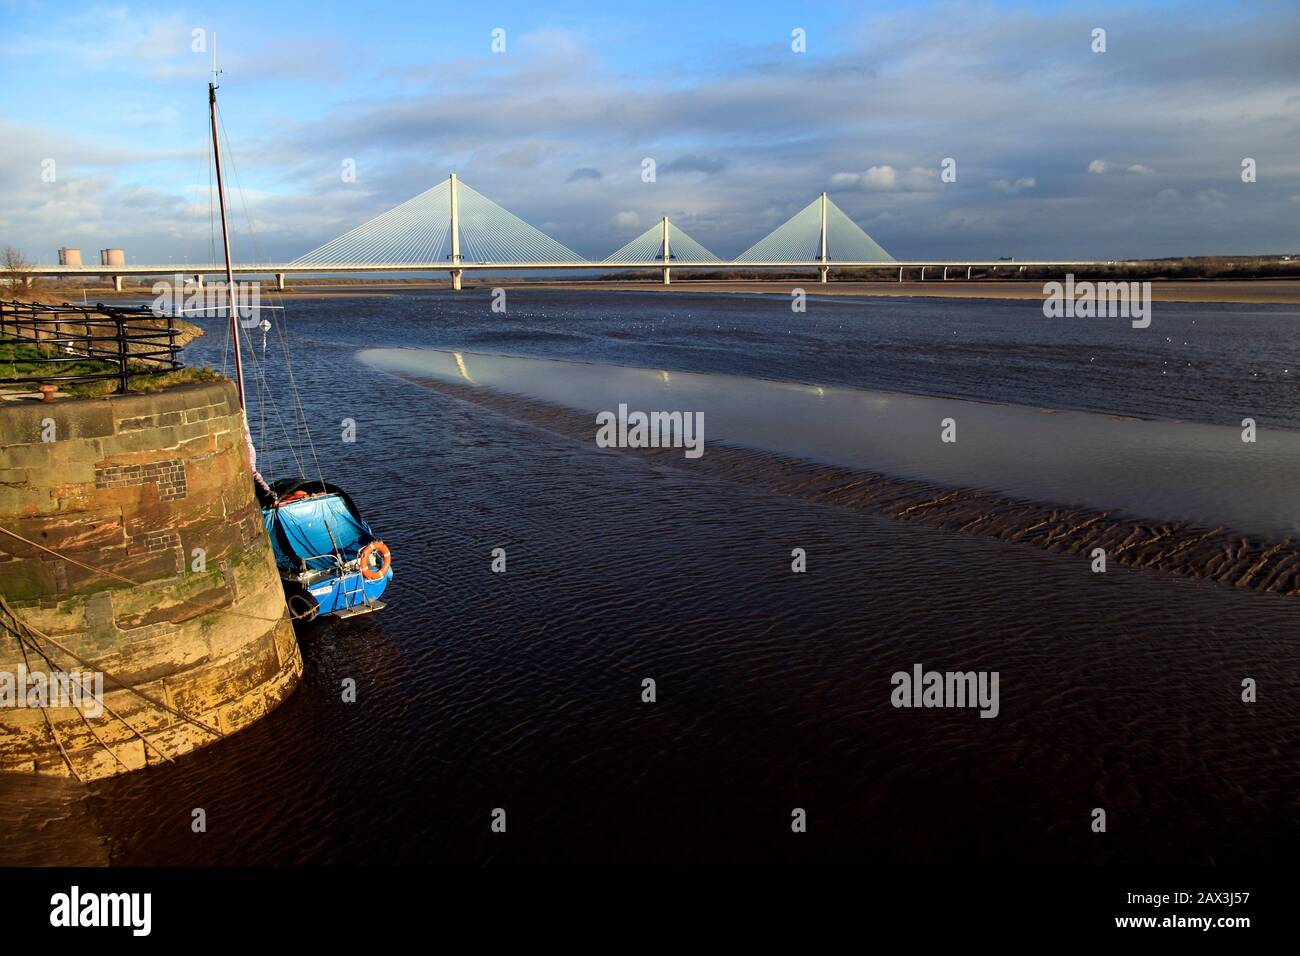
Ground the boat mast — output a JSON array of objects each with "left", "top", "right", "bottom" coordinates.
[{"left": 208, "top": 81, "right": 245, "bottom": 409}]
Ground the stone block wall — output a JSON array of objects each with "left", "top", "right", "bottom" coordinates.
[{"left": 0, "top": 380, "right": 302, "bottom": 780}]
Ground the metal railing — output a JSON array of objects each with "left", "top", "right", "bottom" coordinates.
[{"left": 0, "top": 300, "right": 183, "bottom": 394}]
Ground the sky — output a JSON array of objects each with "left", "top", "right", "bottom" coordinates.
[{"left": 1, "top": 0, "right": 1297, "bottom": 266}]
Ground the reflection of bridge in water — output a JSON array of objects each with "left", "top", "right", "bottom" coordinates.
[{"left": 27, "top": 174, "right": 1111, "bottom": 291}]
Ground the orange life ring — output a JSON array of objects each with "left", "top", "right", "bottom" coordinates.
[{"left": 358, "top": 541, "right": 391, "bottom": 580}]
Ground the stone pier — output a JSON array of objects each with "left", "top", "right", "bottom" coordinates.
[{"left": 0, "top": 380, "right": 302, "bottom": 780}]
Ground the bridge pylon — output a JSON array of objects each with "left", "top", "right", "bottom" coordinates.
[
  {"left": 291, "top": 173, "right": 584, "bottom": 289},
  {"left": 818, "top": 191, "right": 829, "bottom": 283},
  {"left": 603, "top": 218, "right": 720, "bottom": 282},
  {"left": 662, "top": 217, "right": 670, "bottom": 286},
  {"left": 449, "top": 172, "right": 463, "bottom": 290},
  {"left": 736, "top": 192, "right": 894, "bottom": 273}
]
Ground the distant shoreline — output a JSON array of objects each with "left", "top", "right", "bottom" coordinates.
[
  {"left": 36, "top": 277, "right": 1300, "bottom": 306},
  {"left": 465, "top": 278, "right": 1300, "bottom": 305}
]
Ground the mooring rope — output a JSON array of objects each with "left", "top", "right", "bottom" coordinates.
[
  {"left": 3, "top": 611, "right": 132, "bottom": 774},
  {"left": 1, "top": 605, "right": 179, "bottom": 769},
  {"left": 0, "top": 525, "right": 298, "bottom": 624},
  {"left": 4, "top": 604, "right": 82, "bottom": 781},
  {"left": 0, "top": 595, "right": 225, "bottom": 742}
]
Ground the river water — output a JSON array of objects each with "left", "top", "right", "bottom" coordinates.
[{"left": 3, "top": 288, "right": 1297, "bottom": 865}]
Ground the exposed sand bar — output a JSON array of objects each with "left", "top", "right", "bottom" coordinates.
[
  {"left": 363, "top": 347, "right": 1300, "bottom": 594},
  {"left": 363, "top": 347, "right": 1299, "bottom": 537}
]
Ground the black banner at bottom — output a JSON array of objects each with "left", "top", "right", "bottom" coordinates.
[{"left": 0, "top": 865, "right": 1280, "bottom": 941}]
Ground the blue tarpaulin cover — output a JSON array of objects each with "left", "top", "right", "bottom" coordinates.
[{"left": 263, "top": 493, "right": 375, "bottom": 572}]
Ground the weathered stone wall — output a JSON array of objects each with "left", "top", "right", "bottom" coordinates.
[{"left": 0, "top": 380, "right": 301, "bottom": 780}]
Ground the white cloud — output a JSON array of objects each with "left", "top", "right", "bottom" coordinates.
[
  {"left": 613, "top": 211, "right": 640, "bottom": 229},
  {"left": 992, "top": 176, "right": 1036, "bottom": 193},
  {"left": 1089, "top": 159, "right": 1155, "bottom": 176},
  {"left": 863, "top": 165, "right": 898, "bottom": 190},
  {"left": 830, "top": 165, "right": 938, "bottom": 193}
]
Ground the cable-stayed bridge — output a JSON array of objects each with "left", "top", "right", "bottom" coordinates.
[
  {"left": 25, "top": 173, "right": 1111, "bottom": 290},
  {"left": 284, "top": 173, "right": 894, "bottom": 289}
]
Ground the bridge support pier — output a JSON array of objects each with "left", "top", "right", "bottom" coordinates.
[
  {"left": 920, "top": 267, "right": 925, "bottom": 282},
  {"left": 451, "top": 269, "right": 463, "bottom": 291},
  {"left": 818, "top": 266, "right": 829, "bottom": 284},
  {"left": 967, "top": 266, "right": 972, "bottom": 280},
  {"left": 662, "top": 267, "right": 671, "bottom": 286},
  {"left": 942, "top": 266, "right": 949, "bottom": 280},
  {"left": 898, "top": 266, "right": 903, "bottom": 283},
  {"left": 112, "top": 275, "right": 123, "bottom": 292},
  {"left": 275, "top": 273, "right": 286, "bottom": 292}
]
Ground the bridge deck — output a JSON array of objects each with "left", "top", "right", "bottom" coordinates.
[{"left": 25, "top": 260, "right": 1112, "bottom": 277}]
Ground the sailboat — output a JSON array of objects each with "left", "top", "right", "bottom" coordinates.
[{"left": 206, "top": 80, "right": 393, "bottom": 622}]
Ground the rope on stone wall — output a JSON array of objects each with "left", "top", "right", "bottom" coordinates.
[
  {"left": 2, "top": 609, "right": 178, "bottom": 770},
  {"left": 3, "top": 602, "right": 83, "bottom": 782},
  {"left": 0, "top": 595, "right": 226, "bottom": 743},
  {"left": 0, "top": 524, "right": 303, "bottom": 623},
  {"left": 2, "top": 609, "right": 134, "bottom": 774}
]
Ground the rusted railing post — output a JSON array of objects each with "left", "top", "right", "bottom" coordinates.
[{"left": 116, "top": 313, "right": 129, "bottom": 394}]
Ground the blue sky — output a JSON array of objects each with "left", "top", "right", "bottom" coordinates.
[{"left": 1, "top": 0, "right": 1297, "bottom": 264}]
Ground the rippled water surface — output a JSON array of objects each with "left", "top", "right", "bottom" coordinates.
[{"left": 5, "top": 289, "right": 1298, "bottom": 866}]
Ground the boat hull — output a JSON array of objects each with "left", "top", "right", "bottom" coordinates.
[
  {"left": 281, "top": 566, "right": 392, "bottom": 621},
  {"left": 304, "top": 567, "right": 392, "bottom": 617}
]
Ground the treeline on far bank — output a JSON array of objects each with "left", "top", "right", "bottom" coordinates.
[{"left": 608, "top": 255, "right": 1300, "bottom": 283}]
